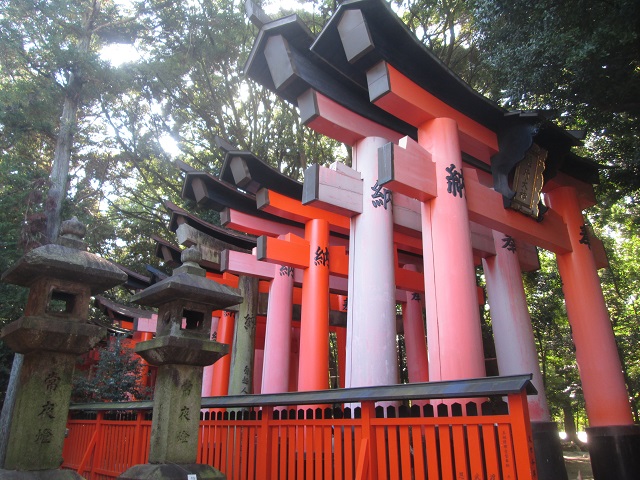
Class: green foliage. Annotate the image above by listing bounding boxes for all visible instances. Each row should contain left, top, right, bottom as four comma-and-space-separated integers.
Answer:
72, 336, 151, 403
473, 0, 640, 195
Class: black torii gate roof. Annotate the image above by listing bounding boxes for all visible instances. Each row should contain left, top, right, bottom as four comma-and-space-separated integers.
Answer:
246, 0, 599, 189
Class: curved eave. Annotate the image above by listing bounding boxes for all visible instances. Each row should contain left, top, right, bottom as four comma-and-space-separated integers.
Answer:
244, 14, 315, 93
182, 171, 303, 230
311, 0, 506, 132
165, 201, 257, 251
220, 150, 304, 200
245, 12, 416, 139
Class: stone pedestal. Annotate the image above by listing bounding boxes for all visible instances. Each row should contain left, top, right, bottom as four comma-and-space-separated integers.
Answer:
119, 247, 242, 480
587, 425, 640, 480
531, 422, 568, 480
0, 218, 127, 476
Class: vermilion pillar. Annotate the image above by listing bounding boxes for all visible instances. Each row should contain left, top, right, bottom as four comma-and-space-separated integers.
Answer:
209, 311, 234, 398
419, 118, 486, 382
298, 218, 331, 391
261, 266, 294, 393
402, 265, 429, 384
546, 187, 632, 426
346, 136, 399, 388
482, 231, 550, 421
547, 186, 639, 480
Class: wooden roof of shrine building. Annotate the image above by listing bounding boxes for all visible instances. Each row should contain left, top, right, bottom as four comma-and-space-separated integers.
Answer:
244, 0, 600, 192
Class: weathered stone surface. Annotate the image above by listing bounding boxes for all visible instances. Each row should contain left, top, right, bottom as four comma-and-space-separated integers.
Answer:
135, 336, 228, 367
147, 365, 205, 464
118, 463, 225, 480
1, 317, 105, 355
3, 353, 75, 471
1, 244, 127, 294
227, 275, 258, 396
132, 273, 242, 308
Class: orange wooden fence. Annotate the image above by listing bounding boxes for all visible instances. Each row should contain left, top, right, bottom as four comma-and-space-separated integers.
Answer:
63, 375, 539, 480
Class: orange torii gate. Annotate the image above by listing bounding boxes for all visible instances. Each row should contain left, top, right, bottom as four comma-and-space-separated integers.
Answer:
244, 0, 637, 478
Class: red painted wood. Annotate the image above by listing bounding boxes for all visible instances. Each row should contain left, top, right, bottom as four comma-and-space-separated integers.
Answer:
259, 188, 350, 235
323, 424, 333, 479
466, 424, 485, 480
334, 423, 344, 480
287, 425, 296, 479
438, 425, 454, 480
271, 425, 280, 479
508, 392, 539, 480
424, 425, 440, 480
398, 425, 412, 480
452, 423, 469, 479
411, 425, 427, 479
370, 62, 499, 155
497, 424, 517, 480
63, 393, 538, 480
482, 424, 501, 480
547, 186, 634, 426
300, 89, 405, 146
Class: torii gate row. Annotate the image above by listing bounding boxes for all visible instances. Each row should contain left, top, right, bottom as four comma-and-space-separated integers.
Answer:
222, 149, 547, 271
245, 3, 639, 477
245, 14, 528, 391
246, 7, 613, 393
308, 12, 626, 430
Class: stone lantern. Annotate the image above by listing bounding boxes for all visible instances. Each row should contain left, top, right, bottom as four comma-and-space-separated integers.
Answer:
0, 218, 127, 478
119, 246, 242, 480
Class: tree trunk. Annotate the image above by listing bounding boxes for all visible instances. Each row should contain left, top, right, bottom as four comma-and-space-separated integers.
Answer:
563, 404, 580, 444
0, 354, 23, 468
44, 1, 98, 243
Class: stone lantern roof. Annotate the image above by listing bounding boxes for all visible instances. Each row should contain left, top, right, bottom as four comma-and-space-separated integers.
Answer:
1, 217, 127, 294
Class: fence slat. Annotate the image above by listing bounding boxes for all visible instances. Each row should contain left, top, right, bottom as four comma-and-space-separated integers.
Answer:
452, 423, 469, 479
466, 424, 485, 480
64, 377, 537, 480
438, 424, 454, 479
287, 425, 296, 480
398, 425, 412, 480
386, 424, 400, 479
481, 424, 501, 480
498, 424, 517, 480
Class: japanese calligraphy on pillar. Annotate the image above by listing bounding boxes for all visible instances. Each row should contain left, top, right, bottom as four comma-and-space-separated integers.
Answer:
241, 365, 251, 394
411, 293, 421, 301
501, 235, 517, 253
35, 428, 53, 445
371, 180, 392, 210
45, 370, 61, 392
176, 430, 190, 444
579, 225, 591, 249
243, 312, 256, 330
314, 246, 329, 267
279, 265, 294, 277
179, 405, 191, 421
445, 164, 464, 197
182, 379, 194, 396
35, 370, 60, 444
38, 401, 55, 419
